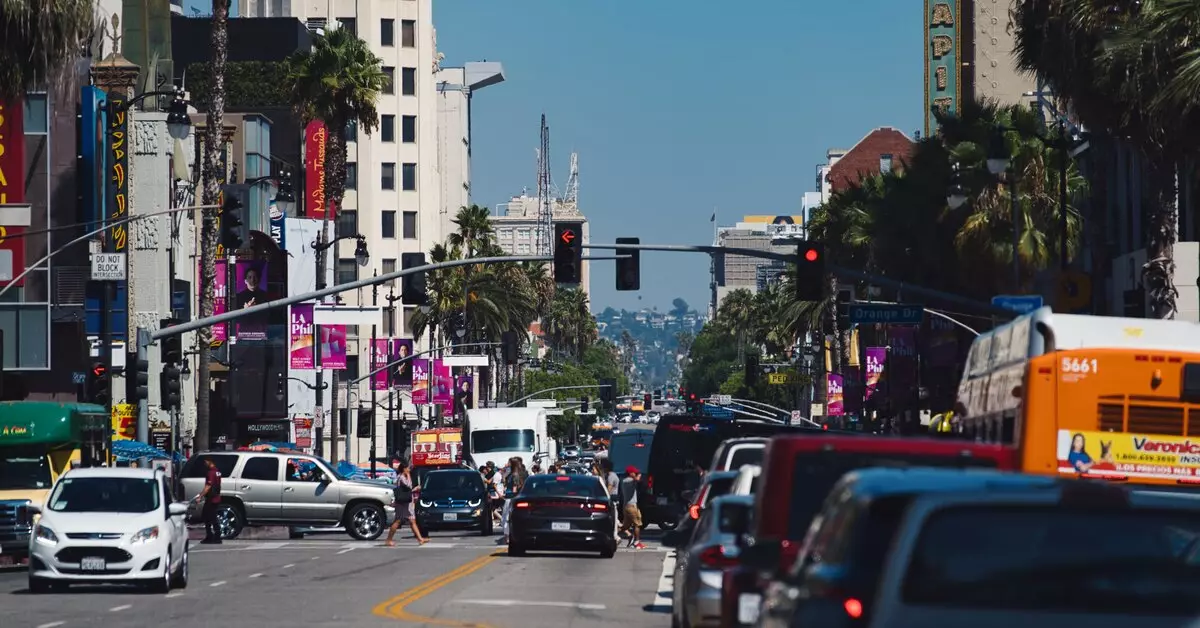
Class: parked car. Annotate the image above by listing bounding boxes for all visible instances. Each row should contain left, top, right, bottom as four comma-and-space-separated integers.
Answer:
507, 474, 617, 558
668, 470, 740, 545
180, 451, 396, 541
415, 470, 493, 536
27, 467, 189, 593
668, 495, 754, 628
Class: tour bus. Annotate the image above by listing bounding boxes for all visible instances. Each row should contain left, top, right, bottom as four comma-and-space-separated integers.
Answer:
463, 407, 554, 471
956, 305, 1200, 488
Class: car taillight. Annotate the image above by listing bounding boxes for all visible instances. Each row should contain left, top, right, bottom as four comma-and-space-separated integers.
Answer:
516, 501, 530, 509
646, 475, 654, 490
843, 598, 864, 619
778, 540, 801, 574
592, 502, 608, 511
698, 545, 739, 569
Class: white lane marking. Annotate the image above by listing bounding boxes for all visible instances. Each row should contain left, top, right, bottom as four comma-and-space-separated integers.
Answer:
248, 572, 263, 579
282, 563, 295, 569
252, 542, 288, 550
109, 605, 132, 612
165, 592, 186, 599
209, 580, 227, 587
310, 556, 319, 560
337, 548, 355, 555
649, 551, 675, 612
36, 622, 65, 628
458, 599, 607, 611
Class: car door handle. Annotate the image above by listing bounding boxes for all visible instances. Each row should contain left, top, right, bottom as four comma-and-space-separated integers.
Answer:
284, 487, 295, 492
239, 485, 250, 490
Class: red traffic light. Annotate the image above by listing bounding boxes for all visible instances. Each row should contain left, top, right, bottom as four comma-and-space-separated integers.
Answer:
92, 364, 107, 377
560, 229, 576, 245
689, 393, 696, 400
804, 248, 819, 262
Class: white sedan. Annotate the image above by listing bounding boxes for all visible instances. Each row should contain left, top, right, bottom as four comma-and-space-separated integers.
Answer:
27, 466, 190, 593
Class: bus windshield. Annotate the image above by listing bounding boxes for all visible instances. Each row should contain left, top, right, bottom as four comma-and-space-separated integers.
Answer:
472, 429, 536, 453
0, 449, 52, 491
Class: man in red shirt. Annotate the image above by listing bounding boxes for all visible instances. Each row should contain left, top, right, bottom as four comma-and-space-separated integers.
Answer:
192, 457, 224, 544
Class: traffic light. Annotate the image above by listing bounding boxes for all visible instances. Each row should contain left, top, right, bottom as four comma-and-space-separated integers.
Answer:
615, 237, 640, 291
554, 223, 582, 285
643, 393, 652, 408
687, 392, 699, 414
133, 357, 150, 402
276, 373, 286, 400
745, 353, 760, 388
653, 389, 662, 401
87, 362, 111, 406
160, 365, 181, 411
795, 241, 826, 302
357, 407, 374, 436
599, 377, 615, 407
220, 192, 244, 251
580, 396, 589, 414
401, 253, 428, 306
836, 286, 854, 324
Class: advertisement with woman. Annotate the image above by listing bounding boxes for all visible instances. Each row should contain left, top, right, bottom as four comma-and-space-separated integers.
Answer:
235, 260, 269, 341
454, 375, 474, 416
411, 359, 430, 405
390, 339, 414, 389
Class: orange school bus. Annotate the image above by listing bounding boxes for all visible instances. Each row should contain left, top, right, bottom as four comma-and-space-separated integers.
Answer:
955, 306, 1200, 488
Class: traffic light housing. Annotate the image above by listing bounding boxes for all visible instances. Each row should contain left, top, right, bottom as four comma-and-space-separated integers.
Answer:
580, 396, 589, 414
745, 353, 760, 388
643, 392, 652, 409
836, 286, 854, 324
160, 365, 181, 411
401, 253, 428, 306
795, 241, 826, 302
133, 357, 150, 402
220, 192, 244, 251
501, 330, 519, 365
357, 407, 374, 436
554, 223, 582, 285
615, 237, 640, 291
599, 377, 615, 407
276, 373, 286, 400
87, 362, 111, 406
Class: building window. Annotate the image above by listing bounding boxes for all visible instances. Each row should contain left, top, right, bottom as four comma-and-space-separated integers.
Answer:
337, 17, 356, 35
336, 258, 359, 285
345, 163, 358, 190
383, 67, 395, 94
498, 228, 512, 239
381, 163, 396, 190
517, 228, 531, 240
401, 67, 416, 96
382, 211, 396, 238
337, 210, 358, 238
401, 19, 415, 47
381, 115, 395, 142
517, 243, 530, 254
879, 154, 893, 174
23, 93, 48, 134
383, 303, 397, 336
380, 18, 394, 46
402, 211, 417, 239
401, 115, 416, 143
345, 119, 357, 142
403, 306, 416, 335
382, 258, 397, 285
402, 163, 416, 191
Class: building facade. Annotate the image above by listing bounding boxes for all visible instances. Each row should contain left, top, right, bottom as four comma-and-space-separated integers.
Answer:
491, 193, 591, 297
435, 62, 505, 238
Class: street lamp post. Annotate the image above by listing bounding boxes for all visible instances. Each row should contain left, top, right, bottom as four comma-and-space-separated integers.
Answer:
310, 233, 368, 461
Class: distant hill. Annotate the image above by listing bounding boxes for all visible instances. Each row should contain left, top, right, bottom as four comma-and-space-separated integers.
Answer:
595, 298, 706, 390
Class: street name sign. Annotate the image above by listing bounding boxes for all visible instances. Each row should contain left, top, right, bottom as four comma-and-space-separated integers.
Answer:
991, 294, 1044, 314
847, 303, 923, 325
91, 252, 126, 281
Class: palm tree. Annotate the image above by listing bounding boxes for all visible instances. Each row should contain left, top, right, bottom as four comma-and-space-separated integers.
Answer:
195, 0, 232, 450
543, 288, 595, 361
286, 24, 388, 458
0, 0, 93, 101
448, 205, 494, 258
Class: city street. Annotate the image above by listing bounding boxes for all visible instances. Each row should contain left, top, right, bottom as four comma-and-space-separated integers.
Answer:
0, 529, 672, 628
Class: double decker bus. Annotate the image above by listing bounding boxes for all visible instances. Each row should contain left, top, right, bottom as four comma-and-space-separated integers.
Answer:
956, 306, 1200, 488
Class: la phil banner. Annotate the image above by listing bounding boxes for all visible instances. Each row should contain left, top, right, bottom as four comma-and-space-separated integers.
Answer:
433, 360, 453, 411
411, 359, 430, 405
454, 375, 474, 415
0, 99, 26, 287
289, 303, 315, 368
303, 120, 329, 219
234, 260, 269, 340
886, 327, 918, 388
865, 347, 887, 400
371, 338, 391, 391
390, 339, 414, 389
826, 373, 845, 416
213, 259, 228, 342
320, 325, 347, 369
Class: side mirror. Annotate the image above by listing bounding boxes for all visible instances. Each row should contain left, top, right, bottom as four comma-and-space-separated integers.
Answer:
168, 502, 189, 517
740, 538, 782, 571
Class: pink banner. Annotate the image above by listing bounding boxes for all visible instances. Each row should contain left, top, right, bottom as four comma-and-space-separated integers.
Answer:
390, 339, 414, 389
371, 339, 391, 391
826, 373, 844, 416
433, 360, 453, 411
454, 375, 474, 414
320, 325, 347, 369
865, 347, 886, 400
290, 303, 315, 369
213, 259, 227, 342
411, 359, 430, 405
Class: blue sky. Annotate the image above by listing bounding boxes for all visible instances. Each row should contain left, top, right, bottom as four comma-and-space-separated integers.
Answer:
189, 0, 921, 314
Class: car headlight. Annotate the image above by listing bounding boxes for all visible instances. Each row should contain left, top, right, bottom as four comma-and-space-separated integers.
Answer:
130, 526, 160, 544
467, 498, 482, 507
419, 500, 433, 508
34, 524, 58, 545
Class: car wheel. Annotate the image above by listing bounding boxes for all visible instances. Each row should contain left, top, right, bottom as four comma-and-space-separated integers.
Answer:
28, 576, 52, 594
346, 503, 386, 541
600, 541, 616, 559
507, 541, 525, 557
171, 542, 189, 589
216, 503, 245, 540
657, 518, 678, 531
288, 527, 305, 540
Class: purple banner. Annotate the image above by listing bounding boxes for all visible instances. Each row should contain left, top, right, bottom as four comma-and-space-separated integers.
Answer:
371, 339, 390, 391
214, 259, 227, 342
390, 339, 414, 389
454, 375, 474, 415
433, 359, 453, 411
234, 259, 268, 340
826, 373, 844, 416
320, 325, 347, 369
865, 347, 886, 400
411, 359, 430, 405
289, 303, 315, 369
887, 327, 918, 388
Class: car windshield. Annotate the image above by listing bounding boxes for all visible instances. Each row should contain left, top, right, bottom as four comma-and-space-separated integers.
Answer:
48, 477, 160, 513
609, 435, 653, 475
472, 429, 536, 453
422, 472, 482, 493
522, 475, 607, 498
0, 450, 52, 491
903, 504, 1200, 615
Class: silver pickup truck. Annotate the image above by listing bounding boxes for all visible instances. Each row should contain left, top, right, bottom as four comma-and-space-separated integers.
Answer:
180, 451, 395, 541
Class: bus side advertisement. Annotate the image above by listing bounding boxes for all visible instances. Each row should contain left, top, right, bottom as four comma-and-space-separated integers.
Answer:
1057, 429, 1200, 482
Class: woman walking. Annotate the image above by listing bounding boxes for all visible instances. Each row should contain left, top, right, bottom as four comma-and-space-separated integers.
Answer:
384, 459, 428, 546
499, 457, 527, 544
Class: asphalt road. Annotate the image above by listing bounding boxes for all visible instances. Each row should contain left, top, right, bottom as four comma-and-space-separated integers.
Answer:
0, 528, 673, 628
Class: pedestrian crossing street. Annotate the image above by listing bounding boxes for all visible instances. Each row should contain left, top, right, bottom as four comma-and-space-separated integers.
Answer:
189, 539, 672, 553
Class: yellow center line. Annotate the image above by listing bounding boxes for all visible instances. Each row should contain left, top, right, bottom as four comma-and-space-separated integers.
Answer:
373, 550, 504, 625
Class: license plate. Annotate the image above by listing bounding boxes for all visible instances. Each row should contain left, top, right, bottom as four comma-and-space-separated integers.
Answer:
80, 556, 107, 571
737, 594, 761, 625
442, 513, 458, 521
551, 522, 570, 531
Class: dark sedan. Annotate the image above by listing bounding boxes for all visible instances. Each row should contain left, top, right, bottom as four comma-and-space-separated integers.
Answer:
508, 474, 617, 558
415, 470, 493, 535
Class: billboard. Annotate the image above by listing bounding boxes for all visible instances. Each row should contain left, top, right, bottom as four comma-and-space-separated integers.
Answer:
0, 98, 26, 287
925, 0, 961, 135
741, 215, 804, 238
303, 120, 328, 219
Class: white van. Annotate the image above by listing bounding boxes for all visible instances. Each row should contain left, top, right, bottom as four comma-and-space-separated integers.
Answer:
464, 408, 554, 471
